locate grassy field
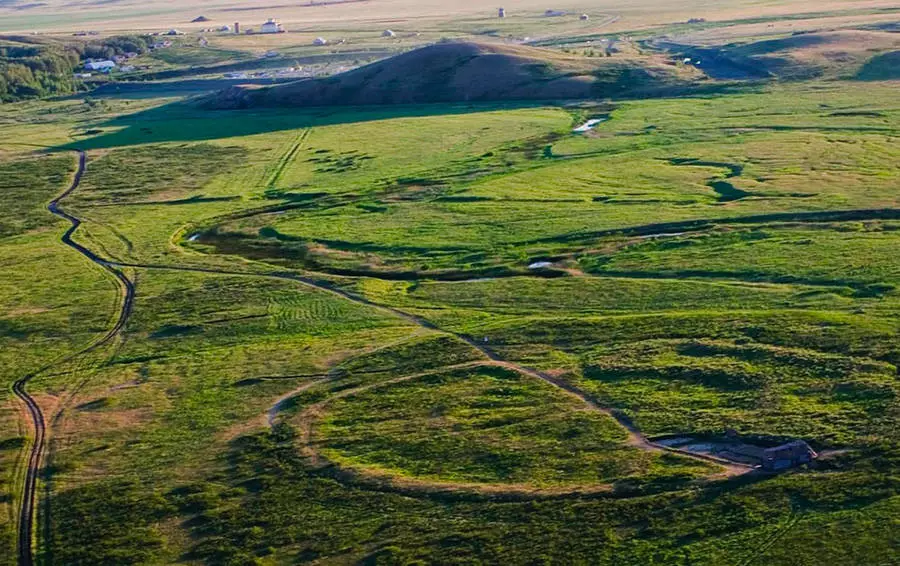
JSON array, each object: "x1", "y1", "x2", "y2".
[
  {"x1": 1, "y1": 2, "x2": 900, "y2": 564},
  {"x1": 316, "y1": 364, "x2": 715, "y2": 488}
]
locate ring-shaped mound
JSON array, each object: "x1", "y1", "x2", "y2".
[{"x1": 312, "y1": 365, "x2": 716, "y2": 489}]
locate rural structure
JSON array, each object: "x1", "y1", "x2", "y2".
[{"x1": 260, "y1": 18, "x2": 285, "y2": 34}]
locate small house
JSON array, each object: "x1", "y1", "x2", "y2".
[
  {"x1": 580, "y1": 14, "x2": 590, "y2": 20},
  {"x1": 498, "y1": 7, "x2": 506, "y2": 18},
  {"x1": 260, "y1": 18, "x2": 285, "y2": 34},
  {"x1": 382, "y1": 29, "x2": 396, "y2": 38},
  {"x1": 545, "y1": 9, "x2": 567, "y2": 17},
  {"x1": 313, "y1": 37, "x2": 328, "y2": 46}
]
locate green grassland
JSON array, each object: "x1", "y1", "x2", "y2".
[
  {"x1": 1, "y1": 28, "x2": 900, "y2": 566},
  {"x1": 179, "y1": 82, "x2": 900, "y2": 280},
  {"x1": 579, "y1": 339, "x2": 898, "y2": 443},
  {"x1": 316, "y1": 364, "x2": 715, "y2": 488}
]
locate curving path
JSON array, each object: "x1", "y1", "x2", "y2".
[
  {"x1": 12, "y1": 150, "x2": 135, "y2": 566},
  {"x1": 106, "y1": 259, "x2": 753, "y2": 479},
  {"x1": 277, "y1": 359, "x2": 751, "y2": 500}
]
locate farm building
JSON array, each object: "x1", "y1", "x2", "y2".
[
  {"x1": 761, "y1": 441, "x2": 817, "y2": 471},
  {"x1": 545, "y1": 9, "x2": 567, "y2": 17},
  {"x1": 498, "y1": 7, "x2": 506, "y2": 18},
  {"x1": 720, "y1": 436, "x2": 817, "y2": 470},
  {"x1": 580, "y1": 14, "x2": 590, "y2": 21},
  {"x1": 260, "y1": 18, "x2": 285, "y2": 34},
  {"x1": 313, "y1": 37, "x2": 328, "y2": 46},
  {"x1": 663, "y1": 430, "x2": 819, "y2": 472},
  {"x1": 382, "y1": 29, "x2": 396, "y2": 37},
  {"x1": 84, "y1": 60, "x2": 116, "y2": 71}
]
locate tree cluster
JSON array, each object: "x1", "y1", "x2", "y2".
[{"x1": 0, "y1": 34, "x2": 151, "y2": 102}]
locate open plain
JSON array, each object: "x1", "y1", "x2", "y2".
[{"x1": 1, "y1": 0, "x2": 899, "y2": 564}]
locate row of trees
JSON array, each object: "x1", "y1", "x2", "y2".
[{"x1": 0, "y1": 34, "x2": 151, "y2": 102}]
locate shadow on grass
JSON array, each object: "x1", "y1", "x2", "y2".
[
  {"x1": 54, "y1": 81, "x2": 760, "y2": 152},
  {"x1": 855, "y1": 51, "x2": 900, "y2": 81},
  {"x1": 54, "y1": 98, "x2": 561, "y2": 151}
]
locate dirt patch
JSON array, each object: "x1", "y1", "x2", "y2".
[
  {"x1": 3, "y1": 307, "x2": 51, "y2": 317},
  {"x1": 59, "y1": 406, "x2": 154, "y2": 438}
]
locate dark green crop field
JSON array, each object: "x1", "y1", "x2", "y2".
[{"x1": 2, "y1": 22, "x2": 900, "y2": 565}]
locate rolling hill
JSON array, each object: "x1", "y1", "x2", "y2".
[
  {"x1": 673, "y1": 30, "x2": 900, "y2": 81},
  {"x1": 204, "y1": 41, "x2": 695, "y2": 109},
  {"x1": 727, "y1": 30, "x2": 900, "y2": 79}
]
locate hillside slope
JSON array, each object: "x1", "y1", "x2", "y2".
[
  {"x1": 726, "y1": 30, "x2": 900, "y2": 80},
  {"x1": 670, "y1": 30, "x2": 900, "y2": 81},
  {"x1": 205, "y1": 42, "x2": 692, "y2": 109}
]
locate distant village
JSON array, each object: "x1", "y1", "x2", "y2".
[{"x1": 75, "y1": 8, "x2": 599, "y2": 79}]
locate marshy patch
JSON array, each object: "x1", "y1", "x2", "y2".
[{"x1": 150, "y1": 324, "x2": 202, "y2": 339}]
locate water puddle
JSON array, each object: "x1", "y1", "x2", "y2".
[{"x1": 573, "y1": 118, "x2": 606, "y2": 133}]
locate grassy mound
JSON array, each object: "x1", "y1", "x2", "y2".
[{"x1": 204, "y1": 41, "x2": 690, "y2": 108}]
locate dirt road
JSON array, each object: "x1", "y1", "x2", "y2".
[
  {"x1": 12, "y1": 150, "x2": 135, "y2": 566},
  {"x1": 110, "y1": 258, "x2": 752, "y2": 479}
]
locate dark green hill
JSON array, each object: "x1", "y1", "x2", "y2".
[{"x1": 204, "y1": 41, "x2": 693, "y2": 109}]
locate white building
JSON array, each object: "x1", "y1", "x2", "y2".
[
  {"x1": 84, "y1": 60, "x2": 116, "y2": 71},
  {"x1": 260, "y1": 18, "x2": 285, "y2": 34},
  {"x1": 313, "y1": 37, "x2": 328, "y2": 46},
  {"x1": 382, "y1": 29, "x2": 396, "y2": 38}
]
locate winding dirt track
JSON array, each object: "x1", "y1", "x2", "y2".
[
  {"x1": 104, "y1": 259, "x2": 752, "y2": 478},
  {"x1": 12, "y1": 150, "x2": 135, "y2": 566}
]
